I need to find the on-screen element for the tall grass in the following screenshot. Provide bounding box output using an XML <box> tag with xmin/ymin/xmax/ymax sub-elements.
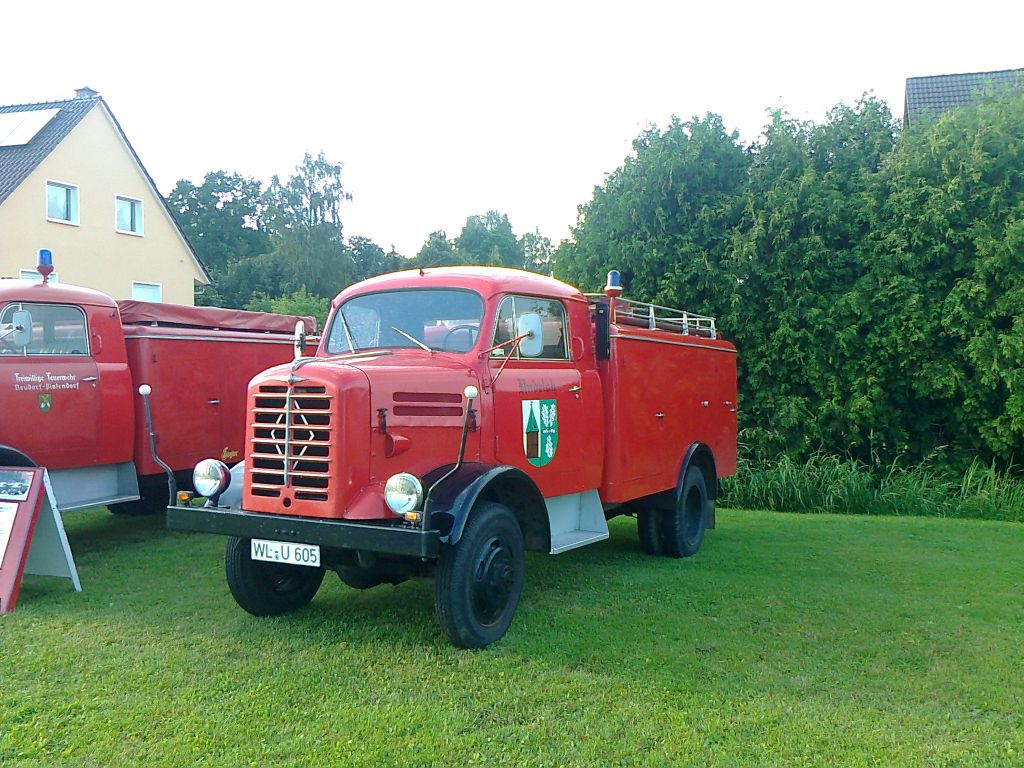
<box><xmin>721</xmin><ymin>452</ymin><xmax>1024</xmax><ymax>522</ymax></box>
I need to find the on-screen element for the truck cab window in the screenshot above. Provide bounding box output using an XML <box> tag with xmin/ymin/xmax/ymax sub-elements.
<box><xmin>491</xmin><ymin>296</ymin><xmax>568</xmax><ymax>360</ymax></box>
<box><xmin>0</xmin><ymin>303</ymin><xmax>89</xmax><ymax>356</ymax></box>
<box><xmin>327</xmin><ymin>289</ymin><xmax>484</xmax><ymax>354</ymax></box>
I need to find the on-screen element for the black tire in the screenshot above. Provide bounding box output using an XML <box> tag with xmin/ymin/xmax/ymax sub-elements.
<box><xmin>662</xmin><ymin>465</ymin><xmax>710</xmax><ymax>558</ymax></box>
<box><xmin>434</xmin><ymin>502</ymin><xmax>524</xmax><ymax>649</ymax></box>
<box><xmin>637</xmin><ymin>506</ymin><xmax>664</xmax><ymax>555</ymax></box>
<box><xmin>224</xmin><ymin>536</ymin><xmax>325</xmax><ymax>616</ymax></box>
<box><xmin>337</xmin><ymin>567</ymin><xmax>383</xmax><ymax>590</ymax></box>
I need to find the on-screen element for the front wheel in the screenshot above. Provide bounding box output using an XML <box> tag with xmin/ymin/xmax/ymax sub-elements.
<box><xmin>225</xmin><ymin>536</ymin><xmax>325</xmax><ymax>616</ymax></box>
<box><xmin>434</xmin><ymin>502</ymin><xmax>524</xmax><ymax>649</ymax></box>
<box><xmin>662</xmin><ymin>466</ymin><xmax>710</xmax><ymax>558</ymax></box>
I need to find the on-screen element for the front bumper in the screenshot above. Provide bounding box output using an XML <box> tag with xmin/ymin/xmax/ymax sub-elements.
<box><xmin>166</xmin><ymin>505</ymin><xmax>440</xmax><ymax>559</ymax></box>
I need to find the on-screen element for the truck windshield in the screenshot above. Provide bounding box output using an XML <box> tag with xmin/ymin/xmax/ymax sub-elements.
<box><xmin>326</xmin><ymin>289</ymin><xmax>484</xmax><ymax>354</ymax></box>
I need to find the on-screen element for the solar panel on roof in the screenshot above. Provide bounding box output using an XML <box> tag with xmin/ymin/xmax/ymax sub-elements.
<box><xmin>0</xmin><ymin>108</ymin><xmax>60</xmax><ymax>147</ymax></box>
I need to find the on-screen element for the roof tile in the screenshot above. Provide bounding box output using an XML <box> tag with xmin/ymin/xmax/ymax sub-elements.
<box><xmin>904</xmin><ymin>68</ymin><xmax>1024</xmax><ymax>124</ymax></box>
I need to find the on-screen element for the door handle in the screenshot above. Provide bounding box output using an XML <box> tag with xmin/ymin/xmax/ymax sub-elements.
<box><xmin>568</xmin><ymin>385</ymin><xmax>581</xmax><ymax>393</ymax></box>
<box><xmin>655</xmin><ymin>411</ymin><xmax>665</xmax><ymax>419</ymax></box>
<box><xmin>208</xmin><ymin>399</ymin><xmax>221</xmax><ymax>405</ymax></box>
<box><xmin>82</xmin><ymin>376</ymin><xmax>97</xmax><ymax>382</ymax></box>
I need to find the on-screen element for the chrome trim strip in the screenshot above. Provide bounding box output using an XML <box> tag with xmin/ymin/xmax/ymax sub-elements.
<box><xmin>610</xmin><ymin>333</ymin><xmax>737</xmax><ymax>353</ymax></box>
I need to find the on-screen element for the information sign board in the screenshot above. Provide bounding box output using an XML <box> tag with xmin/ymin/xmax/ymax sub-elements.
<box><xmin>0</xmin><ymin>467</ymin><xmax>80</xmax><ymax>613</ymax></box>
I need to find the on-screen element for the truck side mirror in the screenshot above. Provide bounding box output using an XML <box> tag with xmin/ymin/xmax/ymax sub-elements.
<box><xmin>517</xmin><ymin>313</ymin><xmax>544</xmax><ymax>358</ymax></box>
<box><xmin>11</xmin><ymin>310</ymin><xmax>32</xmax><ymax>347</ymax></box>
<box><xmin>293</xmin><ymin>319</ymin><xmax>307</xmax><ymax>360</ymax></box>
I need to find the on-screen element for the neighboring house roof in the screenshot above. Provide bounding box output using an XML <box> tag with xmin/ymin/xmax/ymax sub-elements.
<box><xmin>0</xmin><ymin>88</ymin><xmax>210</xmax><ymax>284</ymax></box>
<box><xmin>0</xmin><ymin>94</ymin><xmax>97</xmax><ymax>206</ymax></box>
<box><xmin>904</xmin><ymin>67</ymin><xmax>1024</xmax><ymax>125</ymax></box>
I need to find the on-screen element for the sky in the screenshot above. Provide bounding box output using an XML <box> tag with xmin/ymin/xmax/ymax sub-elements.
<box><xmin>2</xmin><ymin>1</ymin><xmax>1022</xmax><ymax>258</ymax></box>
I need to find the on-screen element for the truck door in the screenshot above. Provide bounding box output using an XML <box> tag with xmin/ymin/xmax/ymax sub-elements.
<box><xmin>488</xmin><ymin>295</ymin><xmax>601</xmax><ymax>498</ymax></box>
<box><xmin>0</xmin><ymin>302</ymin><xmax>101</xmax><ymax>468</ymax></box>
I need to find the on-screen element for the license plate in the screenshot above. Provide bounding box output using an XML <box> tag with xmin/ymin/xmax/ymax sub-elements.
<box><xmin>250</xmin><ymin>538</ymin><xmax>321</xmax><ymax>568</ymax></box>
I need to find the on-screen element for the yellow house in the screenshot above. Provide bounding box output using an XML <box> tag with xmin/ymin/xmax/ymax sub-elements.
<box><xmin>0</xmin><ymin>87</ymin><xmax>209</xmax><ymax>304</ymax></box>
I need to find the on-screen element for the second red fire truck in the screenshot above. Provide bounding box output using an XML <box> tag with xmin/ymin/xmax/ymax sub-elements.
<box><xmin>168</xmin><ymin>267</ymin><xmax>737</xmax><ymax>648</ymax></box>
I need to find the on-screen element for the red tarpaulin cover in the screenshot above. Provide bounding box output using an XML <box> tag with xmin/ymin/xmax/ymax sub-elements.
<box><xmin>116</xmin><ymin>301</ymin><xmax>316</xmax><ymax>334</ymax></box>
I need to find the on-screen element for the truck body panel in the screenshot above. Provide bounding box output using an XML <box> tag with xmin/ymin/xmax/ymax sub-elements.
<box><xmin>598</xmin><ymin>323</ymin><xmax>738</xmax><ymax>503</ymax></box>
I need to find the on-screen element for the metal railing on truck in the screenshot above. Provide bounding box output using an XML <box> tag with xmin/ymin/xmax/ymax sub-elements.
<box><xmin>585</xmin><ymin>295</ymin><xmax>717</xmax><ymax>339</ymax></box>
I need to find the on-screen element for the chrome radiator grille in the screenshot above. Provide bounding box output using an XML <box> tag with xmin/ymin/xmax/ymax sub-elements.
<box><xmin>250</xmin><ymin>383</ymin><xmax>332</xmax><ymax>501</ymax></box>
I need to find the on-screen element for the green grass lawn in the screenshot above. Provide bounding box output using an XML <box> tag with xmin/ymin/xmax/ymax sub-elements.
<box><xmin>2</xmin><ymin>508</ymin><xmax>1022</xmax><ymax>767</ymax></box>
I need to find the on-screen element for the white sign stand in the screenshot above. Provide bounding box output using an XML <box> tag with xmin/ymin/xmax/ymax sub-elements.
<box><xmin>23</xmin><ymin>471</ymin><xmax>81</xmax><ymax>592</ymax></box>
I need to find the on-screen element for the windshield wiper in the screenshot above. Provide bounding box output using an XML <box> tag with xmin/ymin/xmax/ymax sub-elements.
<box><xmin>390</xmin><ymin>326</ymin><xmax>432</xmax><ymax>354</ymax></box>
<box><xmin>337</xmin><ymin>310</ymin><xmax>356</xmax><ymax>352</ymax></box>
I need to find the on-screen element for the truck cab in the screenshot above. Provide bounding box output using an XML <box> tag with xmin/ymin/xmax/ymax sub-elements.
<box><xmin>0</xmin><ymin>270</ymin><xmax>316</xmax><ymax>514</ymax></box>
<box><xmin>0</xmin><ymin>281</ymin><xmax>136</xmax><ymax>507</ymax></box>
<box><xmin>169</xmin><ymin>267</ymin><xmax>737</xmax><ymax>648</ymax></box>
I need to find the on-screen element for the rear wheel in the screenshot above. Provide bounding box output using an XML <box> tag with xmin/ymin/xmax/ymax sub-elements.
<box><xmin>662</xmin><ymin>466</ymin><xmax>710</xmax><ymax>558</ymax></box>
<box><xmin>225</xmin><ymin>536</ymin><xmax>325</xmax><ymax>616</ymax></box>
<box><xmin>636</xmin><ymin>506</ymin><xmax>664</xmax><ymax>555</ymax></box>
<box><xmin>434</xmin><ymin>502</ymin><xmax>524</xmax><ymax>649</ymax></box>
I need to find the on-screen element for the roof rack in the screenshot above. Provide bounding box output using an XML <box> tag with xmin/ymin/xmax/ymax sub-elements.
<box><xmin>585</xmin><ymin>294</ymin><xmax>717</xmax><ymax>339</ymax></box>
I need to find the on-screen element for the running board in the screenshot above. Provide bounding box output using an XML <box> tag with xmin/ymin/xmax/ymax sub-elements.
<box><xmin>545</xmin><ymin>490</ymin><xmax>608</xmax><ymax>554</ymax></box>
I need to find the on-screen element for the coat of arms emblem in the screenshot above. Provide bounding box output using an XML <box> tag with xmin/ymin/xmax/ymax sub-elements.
<box><xmin>522</xmin><ymin>399</ymin><xmax>558</xmax><ymax>467</ymax></box>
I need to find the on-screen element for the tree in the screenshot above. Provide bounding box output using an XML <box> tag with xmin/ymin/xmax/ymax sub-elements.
<box><xmin>166</xmin><ymin>171</ymin><xmax>270</xmax><ymax>274</ymax></box>
<box><xmin>519</xmin><ymin>229</ymin><xmax>554</xmax><ymax>274</ymax></box>
<box><xmin>456</xmin><ymin>211</ymin><xmax>520</xmax><ymax>267</ymax></box>
<box><xmin>415</xmin><ymin>231</ymin><xmax>457</xmax><ymax>267</ymax></box>
<box><xmin>555</xmin><ymin>113</ymin><xmax>748</xmax><ymax>312</ymax></box>
<box><xmin>264</xmin><ymin>152</ymin><xmax>350</xmax><ymax>231</ymax></box>
<box><xmin>349</xmin><ymin>235</ymin><xmax>403</xmax><ymax>282</ymax></box>
<box><xmin>244</xmin><ymin>287</ymin><xmax>331</xmax><ymax>331</ymax></box>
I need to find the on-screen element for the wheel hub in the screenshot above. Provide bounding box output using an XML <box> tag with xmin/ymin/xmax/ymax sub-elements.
<box><xmin>471</xmin><ymin>536</ymin><xmax>514</xmax><ymax>626</ymax></box>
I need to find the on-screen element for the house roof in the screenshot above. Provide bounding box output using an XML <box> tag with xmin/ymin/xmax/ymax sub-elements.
<box><xmin>904</xmin><ymin>68</ymin><xmax>1024</xmax><ymax>125</ymax></box>
<box><xmin>0</xmin><ymin>94</ymin><xmax>98</xmax><ymax>206</ymax></box>
<box><xmin>0</xmin><ymin>89</ymin><xmax>211</xmax><ymax>285</ymax></box>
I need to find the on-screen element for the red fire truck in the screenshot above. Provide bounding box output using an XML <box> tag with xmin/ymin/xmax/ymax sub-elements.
<box><xmin>168</xmin><ymin>267</ymin><xmax>737</xmax><ymax>648</ymax></box>
<box><xmin>0</xmin><ymin>265</ymin><xmax>315</xmax><ymax>514</ymax></box>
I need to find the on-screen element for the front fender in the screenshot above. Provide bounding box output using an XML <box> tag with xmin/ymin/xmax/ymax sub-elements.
<box><xmin>424</xmin><ymin>462</ymin><xmax>545</xmax><ymax>547</ymax></box>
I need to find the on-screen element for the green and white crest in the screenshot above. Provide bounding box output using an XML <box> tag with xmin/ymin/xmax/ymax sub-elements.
<box><xmin>522</xmin><ymin>399</ymin><xmax>558</xmax><ymax>467</ymax></box>
<box><xmin>38</xmin><ymin>393</ymin><xmax>52</xmax><ymax>413</ymax></box>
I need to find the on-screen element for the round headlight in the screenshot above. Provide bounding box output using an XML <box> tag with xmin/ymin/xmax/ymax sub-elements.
<box><xmin>193</xmin><ymin>458</ymin><xmax>230</xmax><ymax>498</ymax></box>
<box><xmin>384</xmin><ymin>473</ymin><xmax>423</xmax><ymax>516</ymax></box>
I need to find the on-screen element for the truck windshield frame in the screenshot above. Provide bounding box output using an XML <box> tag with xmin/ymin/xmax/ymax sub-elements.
<box><xmin>326</xmin><ymin>288</ymin><xmax>485</xmax><ymax>355</ymax></box>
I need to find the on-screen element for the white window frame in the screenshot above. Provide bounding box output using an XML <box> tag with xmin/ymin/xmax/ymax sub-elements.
<box><xmin>131</xmin><ymin>281</ymin><xmax>162</xmax><ymax>302</ymax></box>
<box><xmin>115</xmin><ymin>195</ymin><xmax>144</xmax><ymax>236</ymax></box>
<box><xmin>19</xmin><ymin>269</ymin><xmax>59</xmax><ymax>284</ymax></box>
<box><xmin>45</xmin><ymin>179</ymin><xmax>79</xmax><ymax>226</ymax></box>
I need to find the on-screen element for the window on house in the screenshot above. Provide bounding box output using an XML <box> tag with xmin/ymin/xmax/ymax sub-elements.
<box><xmin>131</xmin><ymin>282</ymin><xmax>162</xmax><ymax>302</ymax></box>
<box><xmin>46</xmin><ymin>181</ymin><xmax>79</xmax><ymax>224</ymax></box>
<box><xmin>18</xmin><ymin>269</ymin><xmax>59</xmax><ymax>284</ymax></box>
<box><xmin>116</xmin><ymin>196</ymin><xmax>144</xmax><ymax>235</ymax></box>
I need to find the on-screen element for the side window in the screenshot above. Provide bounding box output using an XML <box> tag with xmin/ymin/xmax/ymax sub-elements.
<box><xmin>490</xmin><ymin>295</ymin><xmax>569</xmax><ymax>360</ymax></box>
<box><xmin>0</xmin><ymin>303</ymin><xmax>89</xmax><ymax>356</ymax></box>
